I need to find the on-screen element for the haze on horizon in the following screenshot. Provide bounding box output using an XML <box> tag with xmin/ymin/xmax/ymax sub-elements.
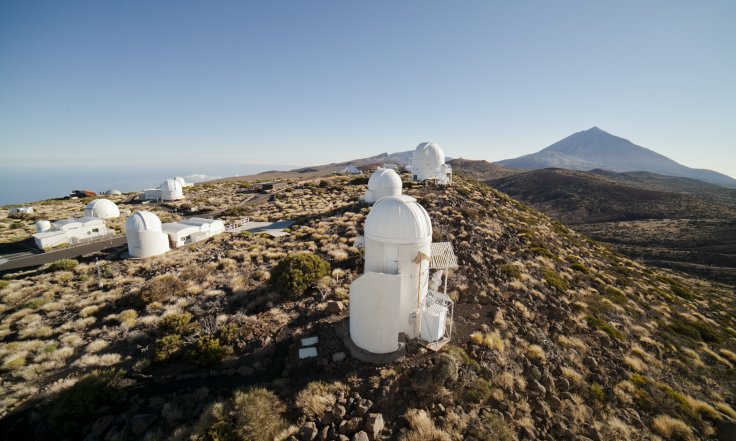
<box><xmin>1</xmin><ymin>1</ymin><xmax>735</xmax><ymax>178</ymax></box>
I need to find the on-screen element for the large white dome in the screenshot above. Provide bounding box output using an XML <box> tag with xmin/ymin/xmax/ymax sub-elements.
<box><xmin>368</xmin><ymin>168</ymin><xmax>402</xmax><ymax>191</ymax></box>
<box><xmin>414</xmin><ymin>142</ymin><xmax>445</xmax><ymax>166</ymax></box>
<box><xmin>161</xmin><ymin>178</ymin><xmax>184</xmax><ymax>200</ymax></box>
<box><xmin>126</xmin><ymin>211</ymin><xmax>162</xmax><ymax>232</ymax></box>
<box><xmin>365</xmin><ymin>195</ymin><xmax>432</xmax><ymax>244</ymax></box>
<box><xmin>84</xmin><ymin>199</ymin><xmax>120</xmax><ymax>219</ymax></box>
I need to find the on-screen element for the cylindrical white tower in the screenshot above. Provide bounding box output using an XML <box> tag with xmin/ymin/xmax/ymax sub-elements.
<box><xmin>126</xmin><ymin>211</ymin><xmax>170</xmax><ymax>258</ymax></box>
<box><xmin>364</xmin><ymin>168</ymin><xmax>402</xmax><ymax>203</ymax></box>
<box><xmin>350</xmin><ymin>195</ymin><xmax>433</xmax><ymax>353</ymax></box>
<box><xmin>411</xmin><ymin>142</ymin><xmax>445</xmax><ymax>181</ymax></box>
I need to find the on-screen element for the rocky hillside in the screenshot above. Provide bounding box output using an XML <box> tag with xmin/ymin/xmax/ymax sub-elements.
<box><xmin>496</xmin><ymin>127</ymin><xmax>736</xmax><ymax>188</ymax></box>
<box><xmin>1</xmin><ymin>174</ymin><xmax>735</xmax><ymax>440</ymax></box>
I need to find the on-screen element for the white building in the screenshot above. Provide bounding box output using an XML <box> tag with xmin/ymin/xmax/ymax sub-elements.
<box><xmin>162</xmin><ymin>217</ymin><xmax>225</xmax><ymax>248</ymax></box>
<box><xmin>9</xmin><ymin>207</ymin><xmax>34</xmax><ymax>214</ymax></box>
<box><xmin>411</xmin><ymin>142</ymin><xmax>452</xmax><ymax>185</ymax></box>
<box><xmin>161</xmin><ymin>179</ymin><xmax>184</xmax><ymax>200</ymax></box>
<box><xmin>364</xmin><ymin>168</ymin><xmax>402</xmax><ymax>204</ymax></box>
<box><xmin>126</xmin><ymin>211</ymin><xmax>170</xmax><ymax>258</ymax></box>
<box><xmin>32</xmin><ymin>217</ymin><xmax>112</xmax><ymax>249</ymax></box>
<box><xmin>84</xmin><ymin>199</ymin><xmax>120</xmax><ymax>219</ymax></box>
<box><xmin>104</xmin><ymin>189</ymin><xmax>122</xmax><ymax>195</ymax></box>
<box><xmin>341</xmin><ymin>165</ymin><xmax>362</xmax><ymax>174</ymax></box>
<box><xmin>349</xmin><ymin>195</ymin><xmax>457</xmax><ymax>355</ymax></box>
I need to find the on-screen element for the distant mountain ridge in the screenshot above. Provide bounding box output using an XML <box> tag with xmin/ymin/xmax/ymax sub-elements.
<box><xmin>496</xmin><ymin>127</ymin><xmax>736</xmax><ymax>188</ymax></box>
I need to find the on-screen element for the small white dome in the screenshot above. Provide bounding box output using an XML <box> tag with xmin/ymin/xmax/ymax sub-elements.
<box><xmin>365</xmin><ymin>195</ymin><xmax>432</xmax><ymax>244</ymax></box>
<box><xmin>84</xmin><ymin>199</ymin><xmax>120</xmax><ymax>219</ymax></box>
<box><xmin>414</xmin><ymin>142</ymin><xmax>445</xmax><ymax>166</ymax></box>
<box><xmin>175</xmin><ymin>176</ymin><xmax>186</xmax><ymax>186</ymax></box>
<box><xmin>368</xmin><ymin>168</ymin><xmax>402</xmax><ymax>191</ymax></box>
<box><xmin>126</xmin><ymin>211</ymin><xmax>162</xmax><ymax>232</ymax></box>
<box><xmin>35</xmin><ymin>220</ymin><xmax>51</xmax><ymax>233</ymax></box>
<box><xmin>105</xmin><ymin>189</ymin><xmax>122</xmax><ymax>195</ymax></box>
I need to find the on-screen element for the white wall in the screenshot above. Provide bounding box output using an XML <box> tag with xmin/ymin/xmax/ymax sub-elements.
<box><xmin>127</xmin><ymin>230</ymin><xmax>170</xmax><ymax>258</ymax></box>
<box><xmin>349</xmin><ymin>272</ymin><xmax>402</xmax><ymax>354</ymax></box>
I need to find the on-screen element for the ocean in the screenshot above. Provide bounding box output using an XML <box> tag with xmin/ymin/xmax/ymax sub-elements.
<box><xmin>0</xmin><ymin>163</ymin><xmax>294</xmax><ymax>206</ymax></box>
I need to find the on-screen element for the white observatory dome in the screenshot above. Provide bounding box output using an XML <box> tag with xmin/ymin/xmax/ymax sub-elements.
<box><xmin>365</xmin><ymin>195</ymin><xmax>432</xmax><ymax>244</ymax></box>
<box><xmin>175</xmin><ymin>176</ymin><xmax>186</xmax><ymax>186</ymax></box>
<box><xmin>161</xmin><ymin>178</ymin><xmax>184</xmax><ymax>200</ymax></box>
<box><xmin>35</xmin><ymin>220</ymin><xmax>51</xmax><ymax>233</ymax></box>
<box><xmin>126</xmin><ymin>211</ymin><xmax>163</xmax><ymax>232</ymax></box>
<box><xmin>84</xmin><ymin>199</ymin><xmax>120</xmax><ymax>219</ymax></box>
<box><xmin>365</xmin><ymin>168</ymin><xmax>402</xmax><ymax>203</ymax></box>
<box><xmin>411</xmin><ymin>142</ymin><xmax>446</xmax><ymax>181</ymax></box>
<box><xmin>105</xmin><ymin>189</ymin><xmax>122</xmax><ymax>195</ymax></box>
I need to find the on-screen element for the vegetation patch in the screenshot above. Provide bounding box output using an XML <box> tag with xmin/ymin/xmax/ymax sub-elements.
<box><xmin>269</xmin><ymin>252</ymin><xmax>330</xmax><ymax>298</ymax></box>
<box><xmin>585</xmin><ymin>315</ymin><xmax>624</xmax><ymax>341</ymax></box>
<box><xmin>138</xmin><ymin>274</ymin><xmax>188</xmax><ymax>304</ymax></box>
<box><xmin>543</xmin><ymin>269</ymin><xmax>569</xmax><ymax>292</ymax></box>
<box><xmin>47</xmin><ymin>258</ymin><xmax>78</xmax><ymax>272</ymax></box>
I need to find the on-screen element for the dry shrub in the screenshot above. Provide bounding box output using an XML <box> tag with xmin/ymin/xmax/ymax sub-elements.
<box><xmin>624</xmin><ymin>355</ymin><xmax>645</xmax><ymax>372</ymax></box>
<box><xmin>470</xmin><ymin>331</ymin><xmax>505</xmax><ymax>352</ymax></box>
<box><xmin>684</xmin><ymin>396</ymin><xmax>721</xmax><ymax>420</ymax></box>
<box><xmin>715</xmin><ymin>402</ymin><xmax>736</xmax><ymax>419</ymax></box>
<box><xmin>597</xmin><ymin>416</ymin><xmax>634</xmax><ymax>441</ymax></box>
<box><xmin>231</xmin><ymin>387</ymin><xmax>288</xmax><ymax>441</ymax></box>
<box><xmin>139</xmin><ymin>274</ymin><xmax>187</xmax><ymax>304</ymax></box>
<box><xmin>526</xmin><ymin>344</ymin><xmax>545</xmax><ymax>361</ymax></box>
<box><xmin>401</xmin><ymin>408</ymin><xmax>451</xmax><ymax>441</ymax></box>
<box><xmin>652</xmin><ymin>414</ymin><xmax>693</xmax><ymax>440</ymax></box>
<box><xmin>295</xmin><ymin>381</ymin><xmax>347</xmax><ymax>418</ymax></box>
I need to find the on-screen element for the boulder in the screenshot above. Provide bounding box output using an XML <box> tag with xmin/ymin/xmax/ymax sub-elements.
<box><xmin>299</xmin><ymin>422</ymin><xmax>318</xmax><ymax>441</ymax></box>
<box><xmin>131</xmin><ymin>414</ymin><xmax>157</xmax><ymax>435</ymax></box>
<box><xmin>327</xmin><ymin>301</ymin><xmax>344</xmax><ymax>314</ymax></box>
<box><xmin>90</xmin><ymin>415</ymin><xmax>114</xmax><ymax>437</ymax></box>
<box><xmin>364</xmin><ymin>413</ymin><xmax>384</xmax><ymax>439</ymax></box>
<box><xmin>352</xmin><ymin>431</ymin><xmax>369</xmax><ymax>441</ymax></box>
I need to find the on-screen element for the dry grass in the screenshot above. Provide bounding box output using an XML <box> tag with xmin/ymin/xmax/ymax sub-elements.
<box><xmin>624</xmin><ymin>355</ymin><xmax>645</xmax><ymax>372</ymax></box>
<box><xmin>684</xmin><ymin>396</ymin><xmax>720</xmax><ymax>420</ymax></box>
<box><xmin>561</xmin><ymin>366</ymin><xmax>584</xmax><ymax>386</ymax></box>
<box><xmin>470</xmin><ymin>331</ymin><xmax>505</xmax><ymax>352</ymax></box>
<box><xmin>401</xmin><ymin>409</ymin><xmax>451</xmax><ymax>441</ymax></box>
<box><xmin>715</xmin><ymin>402</ymin><xmax>736</xmax><ymax>420</ymax></box>
<box><xmin>294</xmin><ymin>381</ymin><xmax>347</xmax><ymax>418</ymax></box>
<box><xmin>526</xmin><ymin>344</ymin><xmax>545</xmax><ymax>361</ymax></box>
<box><xmin>652</xmin><ymin>415</ymin><xmax>693</xmax><ymax>440</ymax></box>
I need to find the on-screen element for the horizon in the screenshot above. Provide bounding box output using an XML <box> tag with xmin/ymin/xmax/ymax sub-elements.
<box><xmin>1</xmin><ymin>1</ymin><xmax>735</xmax><ymax>177</ymax></box>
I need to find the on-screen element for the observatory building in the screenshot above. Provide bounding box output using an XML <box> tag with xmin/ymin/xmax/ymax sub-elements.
<box><xmin>349</xmin><ymin>195</ymin><xmax>457</xmax><ymax>355</ymax></box>
<box><xmin>162</xmin><ymin>217</ymin><xmax>225</xmax><ymax>248</ymax></box>
<box><xmin>32</xmin><ymin>217</ymin><xmax>113</xmax><ymax>249</ymax></box>
<box><xmin>142</xmin><ymin>178</ymin><xmax>186</xmax><ymax>202</ymax></box>
<box><xmin>364</xmin><ymin>168</ymin><xmax>402</xmax><ymax>204</ymax></box>
<box><xmin>126</xmin><ymin>211</ymin><xmax>170</xmax><ymax>258</ymax></box>
<box><xmin>175</xmin><ymin>176</ymin><xmax>194</xmax><ymax>187</ymax></box>
<box><xmin>84</xmin><ymin>199</ymin><xmax>120</xmax><ymax>219</ymax></box>
<box><xmin>411</xmin><ymin>142</ymin><xmax>452</xmax><ymax>185</ymax></box>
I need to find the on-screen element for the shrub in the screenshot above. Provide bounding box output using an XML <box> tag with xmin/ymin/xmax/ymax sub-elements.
<box><xmin>270</xmin><ymin>252</ymin><xmax>330</xmax><ymax>298</ymax></box>
<box><xmin>189</xmin><ymin>336</ymin><xmax>231</xmax><ymax>367</ymax></box>
<box><xmin>160</xmin><ymin>312</ymin><xmax>198</xmax><ymax>335</ymax></box>
<box><xmin>591</xmin><ymin>383</ymin><xmax>606</xmax><ymax>402</ymax></box>
<box><xmin>152</xmin><ymin>334</ymin><xmax>183</xmax><ymax>362</ymax></box>
<box><xmin>499</xmin><ymin>263</ymin><xmax>521</xmax><ymax>280</ymax></box>
<box><xmin>0</xmin><ymin>280</ymin><xmax>8</xmax><ymax>290</ymax></box>
<box><xmin>48</xmin><ymin>369</ymin><xmax>125</xmax><ymax>438</ymax></box>
<box><xmin>231</xmin><ymin>388</ymin><xmax>288</xmax><ymax>441</ymax></box>
<box><xmin>585</xmin><ymin>315</ymin><xmax>624</xmax><ymax>341</ymax></box>
<box><xmin>543</xmin><ymin>269</ymin><xmax>569</xmax><ymax>292</ymax></box>
<box><xmin>138</xmin><ymin>274</ymin><xmax>187</xmax><ymax>304</ymax></box>
<box><xmin>48</xmin><ymin>258</ymin><xmax>78</xmax><ymax>272</ymax></box>
<box><xmin>26</xmin><ymin>297</ymin><xmax>50</xmax><ymax>309</ymax></box>
<box><xmin>402</xmin><ymin>408</ymin><xmax>451</xmax><ymax>441</ymax></box>
<box><xmin>461</xmin><ymin>378</ymin><xmax>491</xmax><ymax>403</ymax></box>
<box><xmin>570</xmin><ymin>262</ymin><xmax>591</xmax><ymax>274</ymax></box>
<box><xmin>466</xmin><ymin>413</ymin><xmax>514</xmax><ymax>441</ymax></box>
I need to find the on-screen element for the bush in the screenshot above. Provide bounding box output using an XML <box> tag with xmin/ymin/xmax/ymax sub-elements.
<box><xmin>591</xmin><ymin>383</ymin><xmax>606</xmax><ymax>402</ymax></box>
<box><xmin>571</xmin><ymin>262</ymin><xmax>591</xmax><ymax>274</ymax></box>
<box><xmin>48</xmin><ymin>369</ymin><xmax>125</xmax><ymax>438</ymax></box>
<box><xmin>26</xmin><ymin>297</ymin><xmax>50</xmax><ymax>309</ymax></box>
<box><xmin>652</xmin><ymin>415</ymin><xmax>693</xmax><ymax>440</ymax></box>
<box><xmin>160</xmin><ymin>312</ymin><xmax>198</xmax><ymax>335</ymax></box>
<box><xmin>543</xmin><ymin>269</ymin><xmax>569</xmax><ymax>292</ymax></box>
<box><xmin>466</xmin><ymin>413</ymin><xmax>514</xmax><ymax>441</ymax></box>
<box><xmin>48</xmin><ymin>258</ymin><xmax>78</xmax><ymax>272</ymax></box>
<box><xmin>461</xmin><ymin>378</ymin><xmax>491</xmax><ymax>403</ymax></box>
<box><xmin>499</xmin><ymin>263</ymin><xmax>521</xmax><ymax>280</ymax></box>
<box><xmin>189</xmin><ymin>336</ymin><xmax>231</xmax><ymax>367</ymax></box>
<box><xmin>585</xmin><ymin>315</ymin><xmax>624</xmax><ymax>341</ymax></box>
<box><xmin>152</xmin><ymin>334</ymin><xmax>183</xmax><ymax>362</ymax></box>
<box><xmin>270</xmin><ymin>252</ymin><xmax>330</xmax><ymax>298</ymax></box>
<box><xmin>296</xmin><ymin>381</ymin><xmax>347</xmax><ymax>418</ymax></box>
<box><xmin>138</xmin><ymin>273</ymin><xmax>187</xmax><ymax>304</ymax></box>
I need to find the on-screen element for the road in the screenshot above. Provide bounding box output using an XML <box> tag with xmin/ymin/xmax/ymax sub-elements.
<box><xmin>0</xmin><ymin>236</ymin><xmax>127</xmax><ymax>273</ymax></box>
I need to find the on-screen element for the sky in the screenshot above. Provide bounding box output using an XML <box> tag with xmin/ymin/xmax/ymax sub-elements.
<box><xmin>1</xmin><ymin>0</ymin><xmax>735</xmax><ymax>177</ymax></box>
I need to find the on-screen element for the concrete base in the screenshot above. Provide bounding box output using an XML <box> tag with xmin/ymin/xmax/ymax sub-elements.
<box><xmin>335</xmin><ymin>318</ymin><xmax>405</xmax><ymax>364</ymax></box>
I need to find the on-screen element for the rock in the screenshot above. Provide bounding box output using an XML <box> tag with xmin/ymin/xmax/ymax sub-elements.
<box><xmin>548</xmin><ymin>396</ymin><xmax>562</xmax><ymax>410</ymax></box>
<box><xmin>333</xmin><ymin>352</ymin><xmax>346</xmax><ymax>363</ymax></box>
<box><xmin>90</xmin><ymin>415</ymin><xmax>114</xmax><ymax>437</ymax></box>
<box><xmin>319</xmin><ymin>426</ymin><xmax>329</xmax><ymax>441</ymax></box>
<box><xmin>321</xmin><ymin>412</ymin><xmax>335</xmax><ymax>426</ymax></box>
<box><xmin>339</xmin><ymin>420</ymin><xmax>349</xmax><ymax>435</ymax></box>
<box><xmin>131</xmin><ymin>414</ymin><xmax>157</xmax><ymax>435</ymax></box>
<box><xmin>337</xmin><ymin>436</ymin><xmax>350</xmax><ymax>441</ymax></box>
<box><xmin>352</xmin><ymin>431</ymin><xmax>369</xmax><ymax>441</ymax></box>
<box><xmin>716</xmin><ymin>420</ymin><xmax>736</xmax><ymax>441</ymax></box>
<box><xmin>345</xmin><ymin>417</ymin><xmax>362</xmax><ymax>435</ymax></box>
<box><xmin>299</xmin><ymin>422</ymin><xmax>318</xmax><ymax>441</ymax></box>
<box><xmin>519</xmin><ymin>426</ymin><xmax>535</xmax><ymax>440</ymax></box>
<box><xmin>364</xmin><ymin>413</ymin><xmax>384</xmax><ymax>438</ymax></box>
<box><xmin>327</xmin><ymin>301</ymin><xmax>344</xmax><ymax>314</ymax></box>
<box><xmin>583</xmin><ymin>356</ymin><xmax>598</xmax><ymax>369</ymax></box>
<box><xmin>556</xmin><ymin>378</ymin><xmax>570</xmax><ymax>392</ymax></box>
<box><xmin>333</xmin><ymin>404</ymin><xmax>347</xmax><ymax>418</ymax></box>
<box><xmin>527</xmin><ymin>365</ymin><xmax>542</xmax><ymax>381</ymax></box>
<box><xmin>237</xmin><ymin>365</ymin><xmax>255</xmax><ymax>375</ymax></box>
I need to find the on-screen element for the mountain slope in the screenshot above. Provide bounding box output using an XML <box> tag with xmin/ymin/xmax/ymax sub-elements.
<box><xmin>1</xmin><ymin>173</ymin><xmax>735</xmax><ymax>440</ymax></box>
<box><xmin>488</xmin><ymin>168</ymin><xmax>736</xmax><ymax>283</ymax></box>
<box><xmin>496</xmin><ymin>127</ymin><xmax>736</xmax><ymax>188</ymax></box>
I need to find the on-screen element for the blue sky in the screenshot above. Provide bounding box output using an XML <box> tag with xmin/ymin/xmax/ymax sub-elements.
<box><xmin>1</xmin><ymin>1</ymin><xmax>735</xmax><ymax>177</ymax></box>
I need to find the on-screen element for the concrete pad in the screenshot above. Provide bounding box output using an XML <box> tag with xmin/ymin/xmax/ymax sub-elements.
<box><xmin>301</xmin><ymin>336</ymin><xmax>319</xmax><ymax>346</ymax></box>
<box><xmin>299</xmin><ymin>347</ymin><xmax>318</xmax><ymax>359</ymax></box>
